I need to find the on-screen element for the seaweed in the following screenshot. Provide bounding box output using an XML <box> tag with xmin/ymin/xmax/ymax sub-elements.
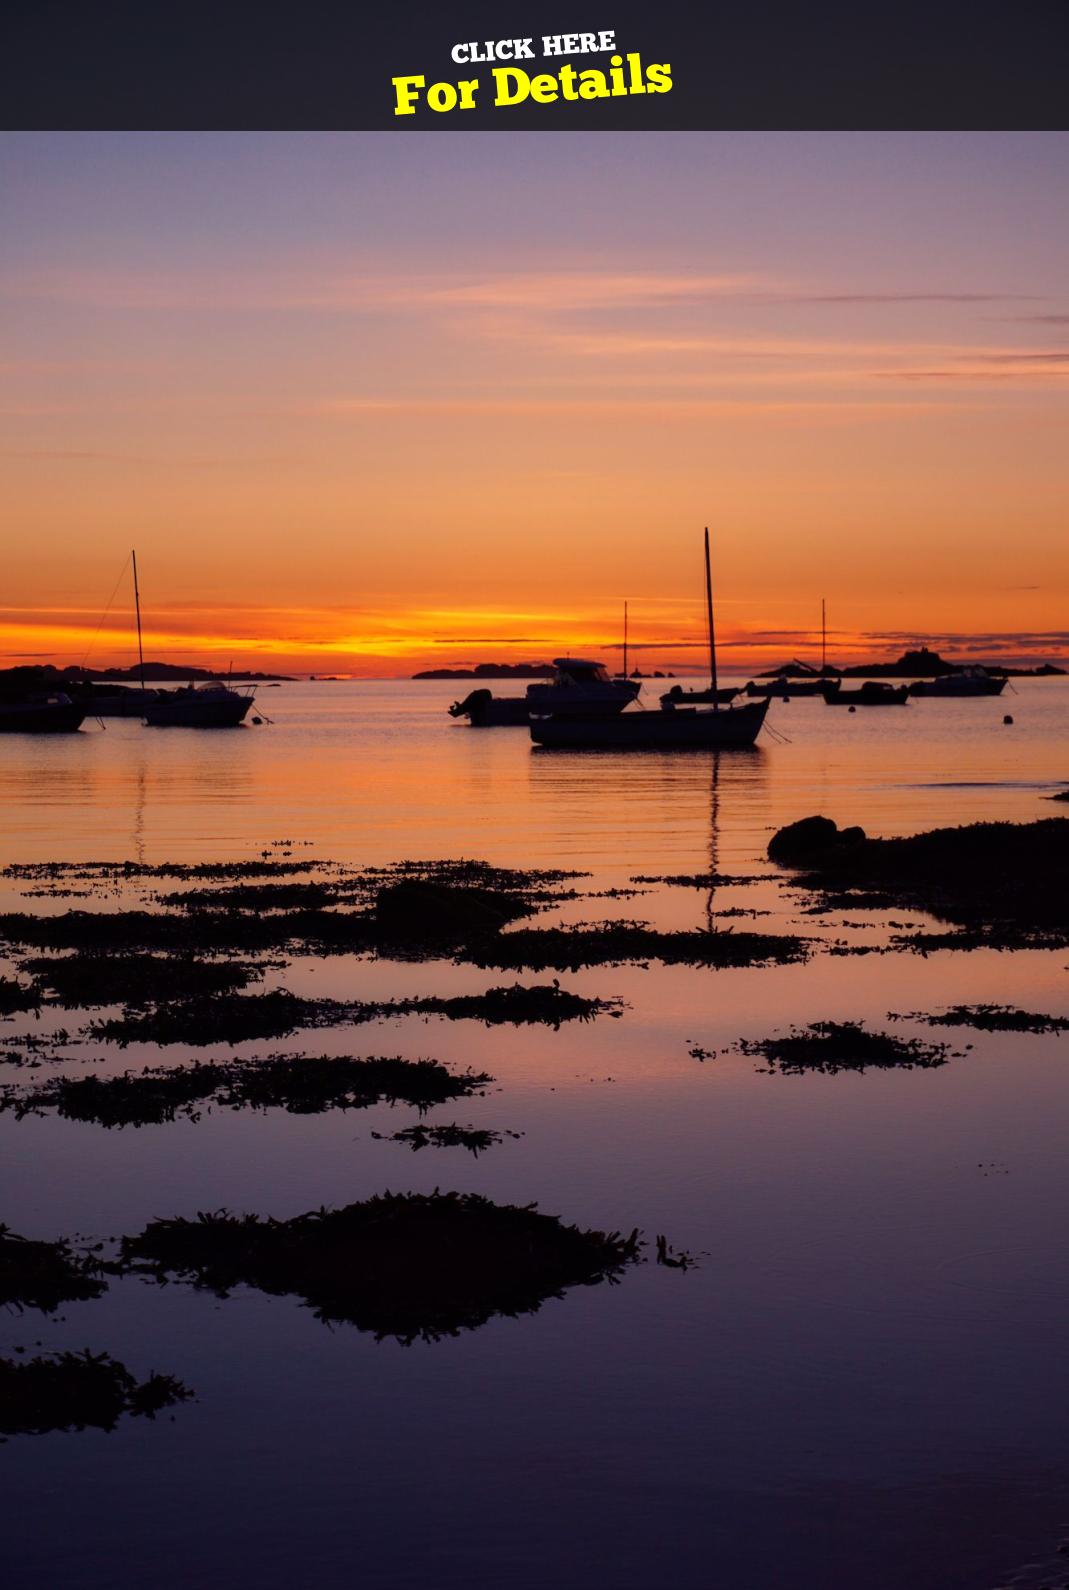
<box><xmin>767</xmin><ymin>815</ymin><xmax>1069</xmax><ymax>943</ymax></box>
<box><xmin>413</xmin><ymin>983</ymin><xmax>620</xmax><ymax>1026</ymax></box>
<box><xmin>3</xmin><ymin>1054</ymin><xmax>491</xmax><ymax>1127</ymax></box>
<box><xmin>630</xmin><ymin>872</ymin><xmax>767</xmax><ymax>887</ymax></box>
<box><xmin>0</xmin><ymin>909</ymin><xmax>341</xmax><ymax>955</ymax></box>
<box><xmin>162</xmin><ymin>880</ymin><xmax>347</xmax><ymax>913</ymax></box>
<box><xmin>88</xmin><ymin>991</ymin><xmax>351</xmax><ymax>1046</ymax></box>
<box><xmin>2</xmin><ymin>859</ymin><xmax>325</xmax><ymax>882</ymax></box>
<box><xmin>23</xmin><ymin>952</ymin><xmax>266</xmax><ymax>1008</ymax></box>
<box><xmin>88</xmin><ymin>982</ymin><xmax>618</xmax><ymax>1045</ymax></box>
<box><xmin>0</xmin><ymin>1226</ymin><xmax>106</xmax><ymax>1312</ymax></box>
<box><xmin>464</xmin><ymin>921</ymin><xmax>807</xmax><ymax>971</ymax></box>
<box><xmin>0</xmin><ymin>1350</ymin><xmax>190</xmax><ymax>1438</ymax></box>
<box><xmin>117</xmin><ymin>1192</ymin><xmax>641</xmax><ymax>1343</ymax></box>
<box><xmin>371</xmin><ymin>1123</ymin><xmax>518</xmax><ymax>1155</ymax></box>
<box><xmin>891</xmin><ymin>1005</ymin><xmax>1069</xmax><ymax>1034</ymax></box>
<box><xmin>0</xmin><ymin>977</ymin><xmax>39</xmax><ymax>1017</ymax></box>
<box><xmin>737</xmin><ymin>1020</ymin><xmax>954</xmax><ymax>1075</ymax></box>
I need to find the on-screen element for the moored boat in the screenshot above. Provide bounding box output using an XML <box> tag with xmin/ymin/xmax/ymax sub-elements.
<box><xmin>531</xmin><ymin>695</ymin><xmax>769</xmax><ymax>749</ymax></box>
<box><xmin>531</xmin><ymin>529</ymin><xmax>768</xmax><ymax>751</ymax></box>
<box><xmin>143</xmin><ymin>681</ymin><xmax>254</xmax><ymax>727</ymax></box>
<box><xmin>907</xmin><ymin>667</ymin><xmax>1006</xmax><ymax>698</ymax></box>
<box><xmin>0</xmin><ymin>691</ymin><xmax>86</xmax><ymax>733</ymax></box>
<box><xmin>822</xmin><ymin>681</ymin><xmax>909</xmax><ymax>706</ymax></box>
<box><xmin>449</xmin><ymin>688</ymin><xmax>530</xmax><ymax>726</ymax></box>
<box><xmin>526</xmin><ymin>658</ymin><xmax>640</xmax><ymax>717</ymax></box>
<box><xmin>661</xmin><ymin>683</ymin><xmax>740</xmax><ymax>706</ymax></box>
<box><xmin>745</xmin><ymin>677</ymin><xmax>832</xmax><ymax>698</ymax></box>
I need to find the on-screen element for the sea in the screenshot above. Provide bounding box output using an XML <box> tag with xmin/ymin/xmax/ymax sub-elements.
<box><xmin>2</xmin><ymin>676</ymin><xmax>1068</xmax><ymax>1590</ymax></box>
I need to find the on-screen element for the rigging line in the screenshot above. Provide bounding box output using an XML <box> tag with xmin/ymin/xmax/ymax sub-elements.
<box><xmin>80</xmin><ymin>552</ymin><xmax>132</xmax><ymax>670</ymax></box>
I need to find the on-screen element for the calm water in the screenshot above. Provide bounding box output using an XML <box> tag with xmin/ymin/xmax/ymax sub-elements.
<box><xmin>3</xmin><ymin>679</ymin><xmax>1068</xmax><ymax>1590</ymax></box>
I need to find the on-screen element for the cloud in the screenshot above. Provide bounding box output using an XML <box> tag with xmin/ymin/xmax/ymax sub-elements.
<box><xmin>786</xmin><ymin>292</ymin><xmax>1038</xmax><ymax>305</ymax></box>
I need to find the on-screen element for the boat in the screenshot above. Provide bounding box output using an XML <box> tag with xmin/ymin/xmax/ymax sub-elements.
<box><xmin>525</xmin><ymin>658</ymin><xmax>640</xmax><ymax>717</ymax></box>
<box><xmin>822</xmin><ymin>681</ymin><xmax>909</xmax><ymax>705</ymax></box>
<box><xmin>747</xmin><ymin>604</ymin><xmax>841</xmax><ymax>696</ymax></box>
<box><xmin>449</xmin><ymin>687</ymin><xmax>530</xmax><ymax>727</ymax></box>
<box><xmin>0</xmin><ymin>691</ymin><xmax>87</xmax><ymax>733</ymax></box>
<box><xmin>530</xmin><ymin>529</ymin><xmax>769</xmax><ymax>751</ymax></box>
<box><xmin>128</xmin><ymin>551</ymin><xmax>255</xmax><ymax>728</ymax></box>
<box><xmin>908</xmin><ymin>666</ymin><xmax>1007</xmax><ymax>698</ymax></box>
<box><xmin>531</xmin><ymin>695</ymin><xmax>769</xmax><ymax>749</ymax></box>
<box><xmin>75</xmin><ymin>684</ymin><xmax>164</xmax><ymax>717</ymax></box>
<box><xmin>662</xmin><ymin>683</ymin><xmax>740</xmax><ymax>706</ymax></box>
<box><xmin>744</xmin><ymin>677</ymin><xmax>830</xmax><ymax>699</ymax></box>
<box><xmin>143</xmin><ymin>680</ymin><xmax>255</xmax><ymax>728</ymax></box>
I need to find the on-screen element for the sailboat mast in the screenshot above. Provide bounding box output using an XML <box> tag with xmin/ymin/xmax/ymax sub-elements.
<box><xmin>623</xmin><ymin>600</ymin><xmax>628</xmax><ymax>679</ymax></box>
<box><xmin>821</xmin><ymin>597</ymin><xmax>826</xmax><ymax>674</ymax></box>
<box><xmin>131</xmin><ymin>549</ymin><xmax>146</xmax><ymax>695</ymax></box>
<box><xmin>704</xmin><ymin>526</ymin><xmax>719</xmax><ymax>710</ymax></box>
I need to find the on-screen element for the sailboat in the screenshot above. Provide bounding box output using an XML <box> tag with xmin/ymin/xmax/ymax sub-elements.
<box><xmin>529</xmin><ymin>530</ymin><xmax>769</xmax><ymax>749</ymax></box>
<box><xmin>744</xmin><ymin>598</ymin><xmax>841</xmax><ymax>697</ymax></box>
<box><xmin>128</xmin><ymin>551</ymin><xmax>256</xmax><ymax>728</ymax></box>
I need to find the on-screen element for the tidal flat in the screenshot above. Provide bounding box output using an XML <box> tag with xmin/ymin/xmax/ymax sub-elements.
<box><xmin>4</xmin><ymin>682</ymin><xmax>1069</xmax><ymax>1590</ymax></box>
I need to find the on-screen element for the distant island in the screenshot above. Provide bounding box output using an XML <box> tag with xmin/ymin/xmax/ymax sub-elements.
<box><xmin>0</xmin><ymin>662</ymin><xmax>293</xmax><ymax>685</ymax></box>
<box><xmin>759</xmin><ymin>647</ymin><xmax>1065</xmax><ymax>680</ymax></box>
<box><xmin>413</xmin><ymin>662</ymin><xmax>556</xmax><ymax>680</ymax></box>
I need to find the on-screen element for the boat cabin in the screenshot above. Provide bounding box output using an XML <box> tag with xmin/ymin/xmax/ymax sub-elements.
<box><xmin>551</xmin><ymin>658</ymin><xmax>613</xmax><ymax>685</ymax></box>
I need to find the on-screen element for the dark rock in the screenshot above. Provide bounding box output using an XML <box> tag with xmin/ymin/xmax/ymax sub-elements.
<box><xmin>767</xmin><ymin>815</ymin><xmax>866</xmax><ymax>864</ymax></box>
<box><xmin>374</xmin><ymin>880</ymin><xmax>520</xmax><ymax>941</ymax></box>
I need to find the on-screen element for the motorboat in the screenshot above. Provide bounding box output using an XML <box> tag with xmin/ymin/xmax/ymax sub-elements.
<box><xmin>449</xmin><ymin>687</ymin><xmax>530</xmax><ymax>726</ymax></box>
<box><xmin>143</xmin><ymin>681</ymin><xmax>255</xmax><ymax>727</ymax></box>
<box><xmin>531</xmin><ymin>695</ymin><xmax>769</xmax><ymax>749</ymax></box>
<box><xmin>0</xmin><ymin>691</ymin><xmax>87</xmax><ymax>733</ymax></box>
<box><xmin>525</xmin><ymin>658</ymin><xmax>640</xmax><ymax>717</ymax></box>
<box><xmin>822</xmin><ymin>681</ymin><xmax>909</xmax><ymax>706</ymax></box>
<box><xmin>907</xmin><ymin>667</ymin><xmax>1007</xmax><ymax>698</ymax></box>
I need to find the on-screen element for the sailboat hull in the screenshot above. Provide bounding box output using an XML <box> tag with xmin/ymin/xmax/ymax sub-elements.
<box><xmin>0</xmin><ymin>700</ymin><xmax>86</xmax><ymax>733</ymax></box>
<box><xmin>530</xmin><ymin>698</ymin><xmax>769</xmax><ymax>749</ymax></box>
<box><xmin>143</xmin><ymin>692</ymin><xmax>253</xmax><ymax>727</ymax></box>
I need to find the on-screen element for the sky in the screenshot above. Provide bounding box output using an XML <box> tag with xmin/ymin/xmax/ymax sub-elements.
<box><xmin>2</xmin><ymin>131</ymin><xmax>1068</xmax><ymax>675</ymax></box>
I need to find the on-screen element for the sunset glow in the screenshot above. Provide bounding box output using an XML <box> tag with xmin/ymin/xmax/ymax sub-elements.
<box><xmin>3</xmin><ymin>132</ymin><xmax>1068</xmax><ymax>674</ymax></box>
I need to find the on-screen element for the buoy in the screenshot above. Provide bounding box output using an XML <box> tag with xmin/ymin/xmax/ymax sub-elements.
<box><xmin>251</xmin><ymin>716</ymin><xmax>262</xmax><ymax>725</ymax></box>
<box><xmin>849</xmin><ymin>704</ymin><xmax>856</xmax><ymax>713</ymax></box>
<box><xmin>1003</xmin><ymin>714</ymin><xmax>1013</xmax><ymax>724</ymax></box>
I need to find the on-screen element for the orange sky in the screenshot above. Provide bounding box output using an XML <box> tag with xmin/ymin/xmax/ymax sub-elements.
<box><xmin>3</xmin><ymin>133</ymin><xmax>1068</xmax><ymax>674</ymax></box>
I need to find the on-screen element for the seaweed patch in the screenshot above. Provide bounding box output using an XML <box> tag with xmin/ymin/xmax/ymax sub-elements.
<box><xmin>2</xmin><ymin>1054</ymin><xmax>491</xmax><ymax>1127</ymax></box>
<box><xmin>464</xmin><ymin>921</ymin><xmax>807</xmax><ymax>971</ymax></box>
<box><xmin>0</xmin><ymin>1226</ymin><xmax>106</xmax><ymax>1312</ymax></box>
<box><xmin>371</xmin><ymin>1122</ymin><xmax>520</xmax><ymax>1155</ymax></box>
<box><xmin>117</xmin><ymin>1192</ymin><xmax>641</xmax><ymax>1344</ymax></box>
<box><xmin>890</xmin><ymin>1005</ymin><xmax>1069</xmax><ymax>1034</ymax></box>
<box><xmin>737</xmin><ymin>1020</ymin><xmax>956</xmax><ymax>1075</ymax></box>
<box><xmin>0</xmin><ymin>1350</ymin><xmax>190</xmax><ymax>1438</ymax></box>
